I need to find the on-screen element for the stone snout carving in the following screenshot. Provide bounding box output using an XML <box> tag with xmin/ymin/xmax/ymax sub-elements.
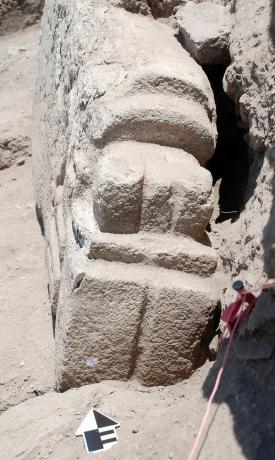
<box><xmin>34</xmin><ymin>4</ymin><xmax>219</xmax><ymax>390</ymax></box>
<box><xmin>93</xmin><ymin>143</ymin><xmax>214</xmax><ymax>241</ymax></box>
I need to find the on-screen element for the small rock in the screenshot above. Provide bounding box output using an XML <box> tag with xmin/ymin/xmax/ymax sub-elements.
<box><xmin>177</xmin><ymin>2</ymin><xmax>232</xmax><ymax>65</ymax></box>
<box><xmin>17</xmin><ymin>159</ymin><xmax>25</xmax><ymax>166</ymax></box>
<box><xmin>85</xmin><ymin>357</ymin><xmax>98</xmax><ymax>367</ymax></box>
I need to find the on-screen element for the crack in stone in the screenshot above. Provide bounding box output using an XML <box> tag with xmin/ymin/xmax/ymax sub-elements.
<box><xmin>72</xmin><ymin>272</ymin><xmax>85</xmax><ymax>291</ymax></box>
<box><xmin>128</xmin><ymin>287</ymin><xmax>148</xmax><ymax>379</ymax></box>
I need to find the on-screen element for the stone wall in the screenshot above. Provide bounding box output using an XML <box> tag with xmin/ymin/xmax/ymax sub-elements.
<box><xmin>33</xmin><ymin>0</ymin><xmax>220</xmax><ymax>390</ymax></box>
<box><xmin>216</xmin><ymin>0</ymin><xmax>275</xmax><ymax>300</ymax></box>
<box><xmin>174</xmin><ymin>0</ymin><xmax>274</xmax><ymax>298</ymax></box>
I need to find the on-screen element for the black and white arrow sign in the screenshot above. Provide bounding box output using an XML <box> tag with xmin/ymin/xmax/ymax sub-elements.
<box><xmin>76</xmin><ymin>409</ymin><xmax>120</xmax><ymax>454</ymax></box>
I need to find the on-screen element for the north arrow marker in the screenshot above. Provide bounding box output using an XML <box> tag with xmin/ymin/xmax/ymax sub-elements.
<box><xmin>76</xmin><ymin>409</ymin><xmax>120</xmax><ymax>454</ymax></box>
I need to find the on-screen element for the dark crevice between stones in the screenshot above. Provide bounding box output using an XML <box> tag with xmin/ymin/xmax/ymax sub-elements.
<box><xmin>51</xmin><ymin>312</ymin><xmax>56</xmax><ymax>338</ymax></box>
<box><xmin>73</xmin><ymin>273</ymin><xmax>85</xmax><ymax>292</ymax></box>
<box><xmin>45</xmin><ymin>283</ymin><xmax>56</xmax><ymax>336</ymax></box>
<box><xmin>196</xmin><ymin>300</ymin><xmax>222</xmax><ymax>367</ymax></box>
<box><xmin>174</xmin><ymin>30</ymin><xmax>186</xmax><ymax>48</ymax></box>
<box><xmin>72</xmin><ymin>222</ymin><xmax>86</xmax><ymax>249</ymax></box>
<box><xmin>204</xmin><ymin>64</ymin><xmax>250</xmax><ymax>224</ymax></box>
<box><xmin>35</xmin><ymin>204</ymin><xmax>45</xmax><ymax>236</ymax></box>
<box><xmin>56</xmin><ymin>160</ymin><xmax>66</xmax><ymax>187</ymax></box>
<box><xmin>271</xmin><ymin>0</ymin><xmax>275</xmax><ymax>44</ymax></box>
<box><xmin>128</xmin><ymin>288</ymin><xmax>148</xmax><ymax>379</ymax></box>
<box><xmin>147</xmin><ymin>0</ymin><xmax>176</xmax><ymax>18</ymax></box>
<box><xmin>122</xmin><ymin>0</ymin><xmax>180</xmax><ymax>18</ymax></box>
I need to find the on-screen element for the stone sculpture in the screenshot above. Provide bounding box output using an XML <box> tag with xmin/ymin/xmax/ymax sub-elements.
<box><xmin>33</xmin><ymin>0</ymin><xmax>219</xmax><ymax>390</ymax></box>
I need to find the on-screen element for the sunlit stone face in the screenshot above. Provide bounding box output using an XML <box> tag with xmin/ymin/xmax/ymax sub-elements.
<box><xmin>71</xmin><ymin>7</ymin><xmax>217</xmax><ymax>249</ymax></box>
<box><xmin>92</xmin><ymin>142</ymin><xmax>213</xmax><ymax>239</ymax></box>
<box><xmin>34</xmin><ymin>1</ymin><xmax>219</xmax><ymax>390</ymax></box>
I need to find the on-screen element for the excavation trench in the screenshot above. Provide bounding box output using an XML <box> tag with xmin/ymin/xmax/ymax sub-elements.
<box><xmin>204</xmin><ymin>64</ymin><xmax>250</xmax><ymax>224</ymax></box>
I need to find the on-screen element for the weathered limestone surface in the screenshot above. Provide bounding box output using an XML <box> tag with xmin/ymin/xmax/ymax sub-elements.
<box><xmin>177</xmin><ymin>2</ymin><xmax>232</xmax><ymax>65</ymax></box>
<box><xmin>33</xmin><ymin>0</ymin><xmax>219</xmax><ymax>390</ymax></box>
<box><xmin>214</xmin><ymin>0</ymin><xmax>275</xmax><ymax>300</ymax></box>
<box><xmin>225</xmin><ymin>0</ymin><xmax>275</xmax><ymax>155</ymax></box>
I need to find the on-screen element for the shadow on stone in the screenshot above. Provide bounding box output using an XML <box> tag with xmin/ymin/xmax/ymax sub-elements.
<box><xmin>202</xmin><ymin>333</ymin><xmax>275</xmax><ymax>460</ymax></box>
<box><xmin>205</xmin><ymin>64</ymin><xmax>250</xmax><ymax>224</ymax></box>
